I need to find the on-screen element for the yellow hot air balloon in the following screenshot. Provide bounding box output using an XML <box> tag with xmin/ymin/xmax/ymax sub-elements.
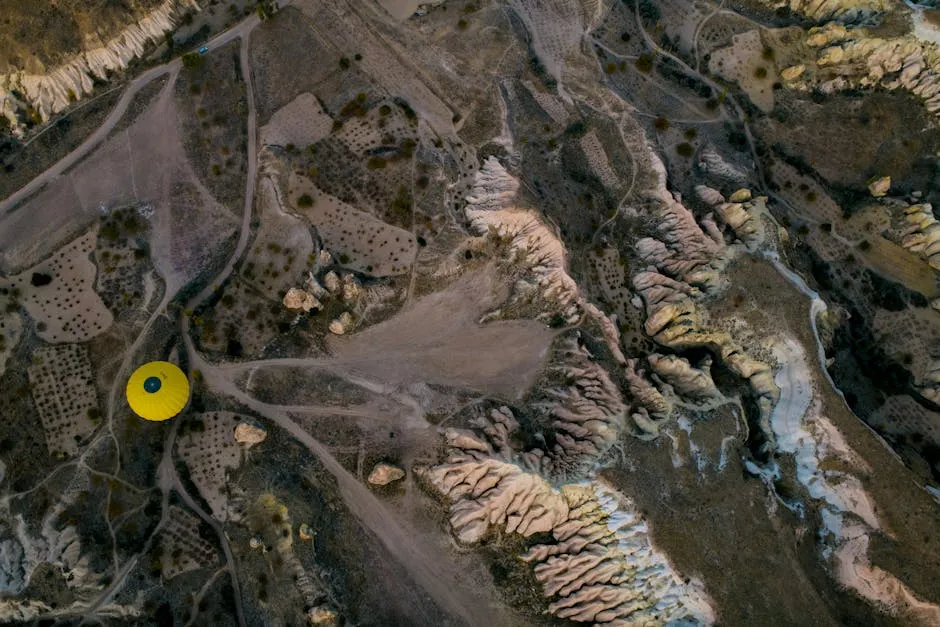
<box><xmin>126</xmin><ymin>361</ymin><xmax>190</xmax><ymax>421</ymax></box>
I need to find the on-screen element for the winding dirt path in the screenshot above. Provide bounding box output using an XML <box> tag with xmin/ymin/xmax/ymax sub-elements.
<box><xmin>0</xmin><ymin>14</ymin><xmax>261</xmax><ymax>216</ymax></box>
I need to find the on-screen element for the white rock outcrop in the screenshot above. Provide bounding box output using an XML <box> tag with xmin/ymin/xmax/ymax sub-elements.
<box><xmin>328</xmin><ymin>311</ymin><xmax>355</xmax><ymax>335</ymax></box>
<box><xmin>531</xmin><ymin>336</ymin><xmax>628</xmax><ymax>478</ymax></box>
<box><xmin>897</xmin><ymin>203</ymin><xmax>940</xmax><ymax>271</ymax></box>
<box><xmin>341</xmin><ymin>273</ymin><xmax>361</xmax><ymax>302</ymax></box>
<box><xmin>304</xmin><ymin>272</ymin><xmax>329</xmax><ymax>299</ymax></box>
<box><xmin>0</xmin><ymin>599</ymin><xmax>54</xmax><ymax>623</ymax></box>
<box><xmin>307</xmin><ymin>606</ymin><xmax>340</xmax><ymax>626</ymax></box>
<box><xmin>868</xmin><ymin>176</ymin><xmax>891</xmax><ymax>197</ymax></box>
<box><xmin>648</xmin><ymin>353</ymin><xmax>721</xmax><ymax>400</ymax></box>
<box><xmin>781</xmin><ymin>64</ymin><xmax>806</xmax><ymax>82</ymax></box>
<box><xmin>696</xmin><ymin>185</ymin><xmax>768</xmax><ymax>250</ymax></box>
<box><xmin>234</xmin><ymin>423</ymin><xmax>268</xmax><ymax>448</ymax></box>
<box><xmin>283</xmin><ymin>287</ymin><xmax>322</xmax><ymax>312</ymax></box>
<box><xmin>917</xmin><ymin>358</ymin><xmax>940</xmax><ymax>403</ymax></box>
<box><xmin>323</xmin><ymin>271</ymin><xmax>341</xmax><ymax>295</ymax></box>
<box><xmin>624</xmin><ymin>358</ymin><xmax>672</xmax><ymax>437</ymax></box>
<box><xmin>1</xmin><ymin>503</ymin><xmax>97</xmax><ymax>598</ymax></box>
<box><xmin>367</xmin><ymin>462</ymin><xmax>405</xmax><ymax>486</ymax></box>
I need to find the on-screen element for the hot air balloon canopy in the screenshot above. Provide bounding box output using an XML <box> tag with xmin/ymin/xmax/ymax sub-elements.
<box><xmin>126</xmin><ymin>361</ymin><xmax>190</xmax><ymax>421</ymax></box>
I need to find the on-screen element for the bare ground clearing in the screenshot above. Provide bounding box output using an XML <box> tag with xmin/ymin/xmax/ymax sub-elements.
<box><xmin>326</xmin><ymin>264</ymin><xmax>558</xmax><ymax>400</ymax></box>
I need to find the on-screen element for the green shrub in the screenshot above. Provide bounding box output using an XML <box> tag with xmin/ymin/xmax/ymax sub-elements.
<box><xmin>182</xmin><ymin>52</ymin><xmax>203</xmax><ymax>70</ymax></box>
<box><xmin>635</xmin><ymin>55</ymin><xmax>653</xmax><ymax>73</ymax></box>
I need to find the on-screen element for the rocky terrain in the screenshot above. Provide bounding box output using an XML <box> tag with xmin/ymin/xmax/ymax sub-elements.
<box><xmin>0</xmin><ymin>0</ymin><xmax>197</xmax><ymax>132</ymax></box>
<box><xmin>1</xmin><ymin>0</ymin><xmax>940</xmax><ymax>624</ymax></box>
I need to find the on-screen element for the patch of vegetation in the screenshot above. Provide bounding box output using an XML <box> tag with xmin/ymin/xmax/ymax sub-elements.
<box><xmin>256</xmin><ymin>0</ymin><xmax>278</xmax><ymax>20</ymax></box>
<box><xmin>297</xmin><ymin>194</ymin><xmax>314</xmax><ymax>208</ymax></box>
<box><xmin>339</xmin><ymin>95</ymin><xmax>369</xmax><ymax>118</ymax></box>
<box><xmin>635</xmin><ymin>55</ymin><xmax>653</xmax><ymax>73</ymax></box>
<box><xmin>182</xmin><ymin>52</ymin><xmax>204</xmax><ymax>70</ymax></box>
<box><xmin>30</xmin><ymin>273</ymin><xmax>52</xmax><ymax>287</ymax></box>
<box><xmin>394</xmin><ymin>98</ymin><xmax>418</xmax><ymax>121</ymax></box>
<box><xmin>387</xmin><ymin>185</ymin><xmax>412</xmax><ymax>227</ymax></box>
<box><xmin>676</xmin><ymin>142</ymin><xmax>694</xmax><ymax>157</ymax></box>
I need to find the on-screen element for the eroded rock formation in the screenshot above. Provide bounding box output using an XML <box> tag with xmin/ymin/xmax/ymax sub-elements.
<box><xmin>696</xmin><ymin>185</ymin><xmax>769</xmax><ymax>250</ymax></box>
<box><xmin>786</xmin><ymin>24</ymin><xmax>940</xmax><ymax>119</ymax></box>
<box><xmin>465</xmin><ymin>157</ymin><xmax>581</xmax><ymax>322</ymax></box>
<box><xmin>757</xmin><ymin>0</ymin><xmax>894</xmax><ymax>22</ymax></box>
<box><xmin>896</xmin><ymin>203</ymin><xmax>940</xmax><ymax>271</ymax></box>
<box><xmin>421</xmin><ymin>426</ymin><xmax>715</xmax><ymax>624</ymax></box>
<box><xmin>1</xmin><ymin>0</ymin><xmax>199</xmax><ymax>130</ymax></box>
<box><xmin>648</xmin><ymin>353</ymin><xmax>721</xmax><ymax>401</ymax></box>
<box><xmin>628</xmin><ymin>164</ymin><xmax>779</xmax><ymax>443</ymax></box>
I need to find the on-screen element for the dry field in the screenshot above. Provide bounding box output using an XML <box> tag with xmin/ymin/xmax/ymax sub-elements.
<box><xmin>248</xmin><ymin>7</ymin><xmax>340</xmax><ymax>125</ymax></box>
<box><xmin>175</xmin><ymin>40</ymin><xmax>248</xmax><ymax>216</ymax></box>
<box><xmin>328</xmin><ymin>265</ymin><xmax>557</xmax><ymax>400</ymax></box>
<box><xmin>760</xmin><ymin>91</ymin><xmax>940</xmax><ymax>192</ymax></box>
<box><xmin>0</xmin><ymin>89</ymin><xmax>122</xmax><ymax>200</ymax></box>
